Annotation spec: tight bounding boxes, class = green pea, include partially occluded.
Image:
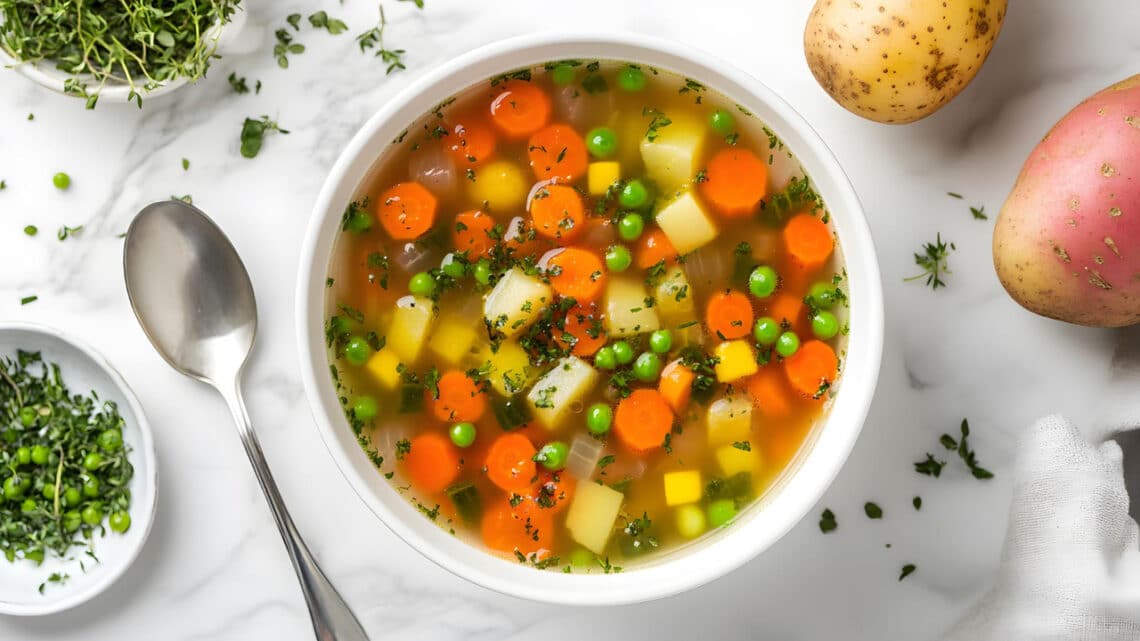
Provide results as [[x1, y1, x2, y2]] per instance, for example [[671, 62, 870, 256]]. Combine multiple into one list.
[[594, 346, 617, 370], [550, 63, 576, 85], [776, 331, 800, 358], [408, 271, 436, 297], [633, 352, 662, 382], [811, 311, 840, 340], [586, 127, 617, 158], [605, 245, 632, 272], [352, 396, 379, 421], [537, 441, 569, 471], [343, 210, 372, 234], [709, 109, 735, 136], [649, 330, 672, 354], [617, 213, 645, 241], [612, 341, 634, 365], [586, 403, 613, 435], [82, 478, 99, 498], [41, 483, 55, 499], [473, 259, 493, 285], [52, 172, 70, 190], [21, 498, 36, 514], [64, 487, 81, 506], [15, 446, 31, 465], [3, 477, 24, 500], [83, 452, 103, 471], [808, 282, 838, 308], [81, 503, 103, 526], [748, 265, 778, 299], [753, 316, 780, 345], [109, 511, 131, 533], [97, 429, 122, 452], [19, 406, 36, 427], [63, 511, 81, 533], [344, 336, 372, 366], [619, 179, 650, 209], [617, 66, 646, 91], [707, 498, 737, 528], [449, 422, 477, 448], [31, 444, 50, 464], [441, 253, 466, 279]]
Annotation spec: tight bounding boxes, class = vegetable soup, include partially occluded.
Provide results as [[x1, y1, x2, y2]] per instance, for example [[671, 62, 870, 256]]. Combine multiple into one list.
[[325, 60, 848, 572]]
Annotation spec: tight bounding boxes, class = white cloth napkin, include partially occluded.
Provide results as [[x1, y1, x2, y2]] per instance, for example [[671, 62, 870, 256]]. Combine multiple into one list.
[[943, 344, 1140, 640]]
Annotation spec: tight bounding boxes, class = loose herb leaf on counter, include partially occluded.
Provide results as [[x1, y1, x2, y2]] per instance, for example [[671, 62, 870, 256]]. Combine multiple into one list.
[[308, 11, 348, 35], [947, 192, 963, 199], [899, 564, 917, 581], [273, 26, 305, 68], [819, 508, 837, 533], [56, 225, 82, 241], [240, 116, 289, 159], [356, 6, 406, 74], [905, 233, 954, 290], [970, 206, 988, 220], [19, 295, 37, 306], [0, 180, 6, 190], [914, 453, 946, 477], [953, 419, 994, 479], [864, 502, 883, 519], [181, 158, 190, 171], [399, 0, 426, 8], [23, 225, 37, 237], [228, 72, 250, 94], [912, 496, 922, 510]]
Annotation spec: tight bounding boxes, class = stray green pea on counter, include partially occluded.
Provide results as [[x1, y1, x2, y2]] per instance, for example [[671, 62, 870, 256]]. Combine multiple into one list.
[[0, 351, 134, 591]]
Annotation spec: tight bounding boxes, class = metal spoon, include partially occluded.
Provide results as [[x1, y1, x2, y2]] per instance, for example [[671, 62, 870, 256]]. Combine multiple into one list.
[[123, 200, 369, 641]]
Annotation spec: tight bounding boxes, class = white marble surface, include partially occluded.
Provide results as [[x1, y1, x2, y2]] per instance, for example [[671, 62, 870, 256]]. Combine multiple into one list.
[[1, 0, 1138, 638]]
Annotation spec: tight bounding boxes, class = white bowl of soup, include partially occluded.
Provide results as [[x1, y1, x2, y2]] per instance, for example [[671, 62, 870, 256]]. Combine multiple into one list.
[[297, 32, 883, 605]]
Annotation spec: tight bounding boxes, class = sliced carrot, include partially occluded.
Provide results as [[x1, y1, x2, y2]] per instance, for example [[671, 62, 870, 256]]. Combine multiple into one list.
[[481, 495, 555, 556], [531, 470, 576, 514], [614, 389, 675, 452], [447, 116, 497, 166], [635, 228, 678, 269], [377, 182, 437, 240], [784, 340, 839, 399], [484, 433, 538, 492], [705, 290, 754, 340], [429, 370, 487, 423], [548, 247, 606, 302], [557, 303, 607, 356], [527, 124, 588, 183], [452, 210, 496, 257], [658, 359, 695, 414], [489, 80, 551, 139], [402, 433, 460, 494], [745, 367, 794, 418], [529, 184, 585, 242], [783, 213, 834, 272], [698, 148, 769, 218], [764, 293, 805, 332]]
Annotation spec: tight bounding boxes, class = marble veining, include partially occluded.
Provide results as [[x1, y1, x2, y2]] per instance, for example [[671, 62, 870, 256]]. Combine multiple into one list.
[[1, 0, 1139, 639]]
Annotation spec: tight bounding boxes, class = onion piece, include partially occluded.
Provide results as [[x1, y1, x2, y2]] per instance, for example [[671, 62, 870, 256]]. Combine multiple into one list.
[[684, 245, 730, 288], [408, 142, 460, 204], [392, 241, 439, 274], [566, 434, 605, 480], [553, 85, 615, 130]]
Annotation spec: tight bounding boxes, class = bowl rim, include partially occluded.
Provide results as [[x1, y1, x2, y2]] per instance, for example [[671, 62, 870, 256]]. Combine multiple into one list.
[[296, 31, 883, 605], [0, 321, 159, 616]]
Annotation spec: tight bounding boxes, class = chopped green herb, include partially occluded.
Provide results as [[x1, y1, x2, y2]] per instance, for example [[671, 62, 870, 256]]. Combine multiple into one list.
[[863, 502, 883, 519], [912, 496, 922, 510], [643, 108, 672, 142], [970, 205, 988, 220], [23, 225, 37, 237], [181, 158, 190, 171], [56, 225, 82, 241], [20, 295, 37, 305], [819, 508, 837, 533], [228, 72, 250, 94], [947, 192, 963, 199], [239, 116, 289, 159], [905, 233, 954, 290], [308, 11, 348, 34], [731, 441, 751, 452], [914, 453, 946, 477], [899, 564, 916, 581]]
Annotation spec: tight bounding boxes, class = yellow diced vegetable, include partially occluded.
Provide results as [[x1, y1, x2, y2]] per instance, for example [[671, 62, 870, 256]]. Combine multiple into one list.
[[675, 504, 707, 539], [655, 191, 718, 255], [713, 340, 758, 382], [483, 267, 553, 338], [566, 481, 624, 554], [428, 315, 478, 366], [707, 395, 753, 446], [364, 347, 402, 390], [663, 470, 703, 506], [640, 115, 705, 195], [468, 160, 527, 215], [527, 356, 599, 431], [716, 444, 760, 477], [388, 295, 434, 363], [476, 340, 533, 396], [587, 161, 621, 196], [655, 267, 696, 323], [603, 277, 660, 337]]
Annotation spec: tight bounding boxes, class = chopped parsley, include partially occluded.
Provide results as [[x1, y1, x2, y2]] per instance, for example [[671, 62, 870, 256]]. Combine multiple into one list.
[[905, 233, 954, 290], [643, 108, 672, 142], [898, 564, 916, 581], [863, 502, 883, 519], [819, 508, 837, 533]]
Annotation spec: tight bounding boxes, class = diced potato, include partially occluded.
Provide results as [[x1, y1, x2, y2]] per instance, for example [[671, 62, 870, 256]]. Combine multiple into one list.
[[566, 481, 624, 554], [675, 504, 707, 539], [707, 394, 754, 446], [716, 444, 760, 477], [476, 341, 533, 396], [526, 356, 599, 430], [364, 347, 402, 390], [655, 191, 718, 255], [467, 160, 527, 215], [640, 114, 705, 195], [663, 470, 703, 506], [603, 277, 660, 337], [655, 267, 696, 323], [428, 315, 478, 366], [483, 267, 553, 338], [713, 340, 758, 382], [587, 161, 621, 196], [388, 295, 434, 363]]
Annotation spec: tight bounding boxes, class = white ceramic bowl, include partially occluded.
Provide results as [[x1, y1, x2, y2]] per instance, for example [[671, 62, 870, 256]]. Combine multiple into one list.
[[0, 323, 158, 616], [297, 32, 883, 605]]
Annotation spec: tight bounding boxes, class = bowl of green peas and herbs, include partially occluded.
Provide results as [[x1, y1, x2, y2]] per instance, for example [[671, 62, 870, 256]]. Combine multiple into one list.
[[0, 323, 157, 616]]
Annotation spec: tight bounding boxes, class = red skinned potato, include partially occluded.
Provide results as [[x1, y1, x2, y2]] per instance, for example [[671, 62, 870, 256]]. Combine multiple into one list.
[[993, 75, 1140, 327]]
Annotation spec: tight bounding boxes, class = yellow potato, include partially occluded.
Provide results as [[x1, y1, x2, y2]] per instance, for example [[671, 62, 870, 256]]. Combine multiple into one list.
[[803, 0, 1006, 124]]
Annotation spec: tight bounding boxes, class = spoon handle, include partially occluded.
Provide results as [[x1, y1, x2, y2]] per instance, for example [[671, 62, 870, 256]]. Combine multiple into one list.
[[221, 381, 370, 641]]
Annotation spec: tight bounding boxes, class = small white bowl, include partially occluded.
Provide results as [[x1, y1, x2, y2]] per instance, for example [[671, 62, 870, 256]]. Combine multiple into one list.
[[296, 32, 884, 605], [0, 323, 158, 616]]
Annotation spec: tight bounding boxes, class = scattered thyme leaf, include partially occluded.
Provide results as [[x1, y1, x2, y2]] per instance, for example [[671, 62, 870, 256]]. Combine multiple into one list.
[[904, 233, 954, 290], [819, 508, 837, 533], [863, 502, 883, 519], [899, 564, 917, 581], [239, 116, 289, 159], [970, 205, 988, 220]]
